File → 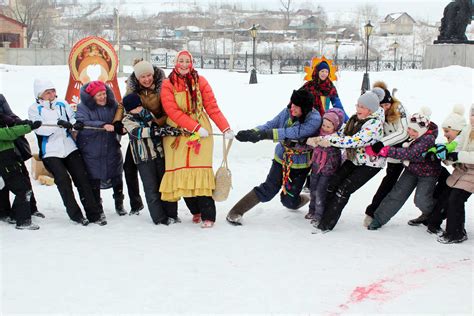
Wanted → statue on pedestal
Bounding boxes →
[434,0,473,44]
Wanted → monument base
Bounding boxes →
[423,44,474,69]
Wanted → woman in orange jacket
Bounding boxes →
[160,50,234,228]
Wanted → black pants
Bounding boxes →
[318,160,381,231]
[445,188,471,238]
[254,160,310,209]
[0,162,39,217]
[136,157,177,224]
[42,150,102,222]
[90,175,124,210]
[124,144,143,210]
[0,164,32,225]
[184,196,216,222]
[365,162,404,217]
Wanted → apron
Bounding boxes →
[159,87,215,201]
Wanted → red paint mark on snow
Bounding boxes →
[326,258,471,316]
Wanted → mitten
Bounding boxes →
[113,121,126,135]
[378,146,390,157]
[73,121,85,131]
[224,130,235,140]
[236,129,256,142]
[434,144,448,160]
[30,121,42,130]
[317,138,331,148]
[365,146,377,156]
[198,127,209,138]
[445,152,458,162]
[306,137,320,147]
[423,151,439,162]
[57,119,73,129]
[255,129,273,141]
[371,141,385,154]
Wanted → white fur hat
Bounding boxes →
[133,60,154,78]
[407,106,432,136]
[442,104,466,131]
[34,78,55,99]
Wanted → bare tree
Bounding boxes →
[280,0,292,30]
[356,3,379,26]
[5,0,54,47]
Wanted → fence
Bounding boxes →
[151,53,424,74]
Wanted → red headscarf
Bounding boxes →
[169,50,200,113]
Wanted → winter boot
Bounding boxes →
[201,220,214,228]
[32,211,46,218]
[363,215,373,227]
[226,189,260,226]
[15,219,40,230]
[113,194,127,216]
[192,213,202,224]
[408,213,430,226]
[91,213,107,226]
[295,194,310,209]
[437,232,468,244]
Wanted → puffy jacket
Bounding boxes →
[446,124,474,193]
[324,107,385,168]
[382,103,409,164]
[28,98,77,159]
[76,83,123,180]
[256,108,321,169]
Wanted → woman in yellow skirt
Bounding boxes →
[160,50,234,228]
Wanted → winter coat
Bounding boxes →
[382,103,409,164]
[122,109,162,164]
[256,108,321,169]
[75,84,123,181]
[28,98,78,159]
[114,66,167,125]
[386,123,441,177]
[0,125,30,175]
[324,107,385,168]
[311,146,341,176]
[446,124,474,193]
[159,75,230,202]
[0,94,20,120]
[300,79,349,121]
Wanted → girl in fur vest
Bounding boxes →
[366,107,442,230]
[311,88,385,233]
[435,104,474,244]
[363,81,408,227]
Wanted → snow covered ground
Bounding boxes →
[0,64,473,314]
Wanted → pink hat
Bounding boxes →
[85,81,106,97]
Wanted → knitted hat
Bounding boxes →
[85,81,106,97]
[408,106,432,136]
[316,61,330,74]
[174,50,194,71]
[34,78,55,99]
[442,104,466,131]
[133,60,154,78]
[357,89,383,113]
[290,89,314,115]
[373,81,393,104]
[323,108,344,130]
[123,93,142,112]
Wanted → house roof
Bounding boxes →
[383,12,416,24]
[0,14,26,28]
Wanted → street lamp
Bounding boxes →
[361,21,373,94]
[334,37,340,65]
[249,24,258,84]
[391,40,400,71]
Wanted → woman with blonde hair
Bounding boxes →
[363,81,409,227]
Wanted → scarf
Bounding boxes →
[169,68,200,114]
[310,129,333,173]
[343,115,371,162]
[302,78,338,115]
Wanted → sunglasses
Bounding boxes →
[410,116,427,127]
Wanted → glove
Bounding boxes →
[317,138,331,148]
[371,141,385,154]
[198,127,209,138]
[445,152,458,162]
[57,119,73,129]
[434,144,448,160]
[236,129,256,142]
[30,121,42,130]
[113,121,126,135]
[224,130,235,140]
[423,151,439,162]
[378,146,390,157]
[365,146,377,157]
[73,121,84,131]
[306,137,320,147]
